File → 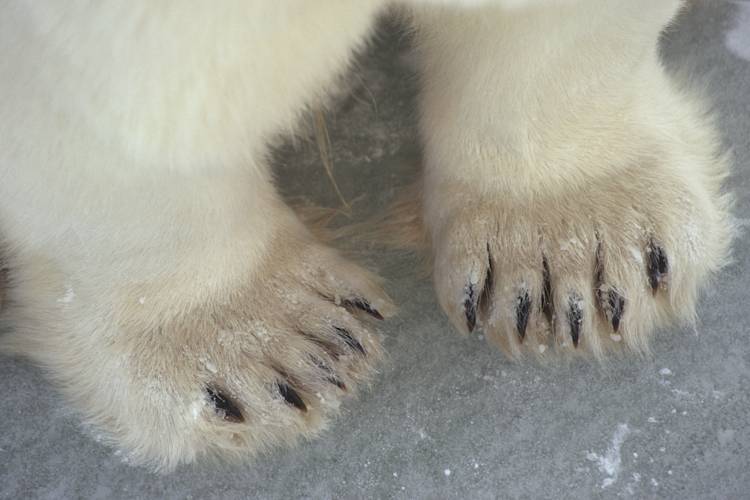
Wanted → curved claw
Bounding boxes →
[608,289,626,333]
[541,256,554,325]
[334,326,366,355]
[463,248,494,333]
[463,283,479,333]
[568,295,583,348]
[205,386,244,423]
[647,240,669,293]
[343,298,384,320]
[310,355,347,391]
[516,291,532,341]
[278,382,307,412]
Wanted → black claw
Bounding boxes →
[464,248,494,334]
[594,241,605,288]
[326,376,347,390]
[541,256,554,324]
[344,298,384,320]
[205,386,244,423]
[647,240,669,293]
[334,326,366,355]
[568,296,583,348]
[464,284,478,332]
[484,246,495,308]
[593,240,627,333]
[516,291,532,341]
[658,250,669,274]
[608,289,626,333]
[300,332,343,361]
[278,383,307,412]
[310,355,347,391]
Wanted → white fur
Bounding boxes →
[1,0,392,471]
[412,0,731,356]
[0,0,732,469]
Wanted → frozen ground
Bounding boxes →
[1,1,748,498]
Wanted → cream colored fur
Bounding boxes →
[0,0,731,470]
[412,0,732,358]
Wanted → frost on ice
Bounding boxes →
[586,423,631,489]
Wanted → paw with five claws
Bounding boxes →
[427,159,731,357]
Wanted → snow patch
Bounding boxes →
[626,472,642,495]
[190,400,204,421]
[586,423,631,489]
[628,246,644,265]
[199,357,217,374]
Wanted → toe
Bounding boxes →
[645,238,669,294]
[483,228,546,356]
[434,237,492,335]
[545,232,599,355]
[308,247,396,320]
[593,229,659,353]
[205,385,245,423]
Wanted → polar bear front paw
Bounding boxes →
[428,161,731,358]
[48,238,393,471]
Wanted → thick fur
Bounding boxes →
[0,0,394,471]
[0,0,731,470]
[411,0,732,357]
